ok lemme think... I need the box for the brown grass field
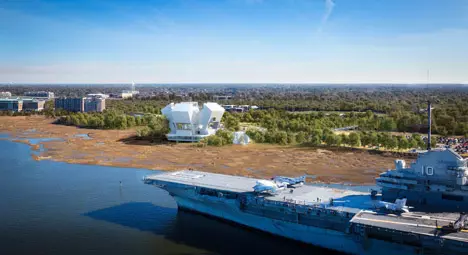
[0,116,412,184]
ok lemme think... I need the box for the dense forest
[2,85,467,149]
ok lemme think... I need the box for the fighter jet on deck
[373,198,410,213]
[272,175,306,187]
[253,180,287,194]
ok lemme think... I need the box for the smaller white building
[121,81,139,98]
[162,102,225,142]
[0,92,12,98]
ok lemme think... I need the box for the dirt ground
[0,116,408,184]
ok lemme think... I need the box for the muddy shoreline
[0,116,409,184]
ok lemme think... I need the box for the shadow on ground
[117,136,173,146]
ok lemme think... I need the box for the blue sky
[1,0,467,83]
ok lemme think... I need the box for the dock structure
[145,170,468,254]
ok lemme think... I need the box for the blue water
[0,138,339,255]
[74,134,92,140]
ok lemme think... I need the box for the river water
[0,138,340,255]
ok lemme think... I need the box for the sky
[1,0,467,84]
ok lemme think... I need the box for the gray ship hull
[167,185,418,255]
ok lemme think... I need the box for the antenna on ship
[427,100,432,151]
[426,70,433,151]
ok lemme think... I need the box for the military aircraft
[373,198,410,213]
[272,175,306,187]
[253,180,287,194]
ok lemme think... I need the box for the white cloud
[318,0,335,32]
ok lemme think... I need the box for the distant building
[121,81,139,99]
[86,93,109,99]
[222,104,258,113]
[213,95,232,100]
[22,99,45,112]
[24,91,54,99]
[162,102,225,142]
[0,98,23,112]
[55,97,105,112]
[55,97,85,112]
[84,97,106,112]
[0,92,12,98]
[121,91,135,99]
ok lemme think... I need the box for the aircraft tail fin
[395,198,407,209]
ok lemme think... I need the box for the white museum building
[161,102,225,142]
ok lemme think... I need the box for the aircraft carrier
[144,170,468,255]
[144,102,468,254]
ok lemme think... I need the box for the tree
[409,138,419,149]
[71,115,80,126]
[126,116,136,128]
[340,133,349,146]
[135,116,143,126]
[136,126,151,137]
[386,136,398,150]
[216,129,234,145]
[147,115,169,142]
[243,112,254,122]
[246,129,265,143]
[325,134,341,146]
[287,132,296,144]
[115,115,127,129]
[204,135,223,146]
[380,118,397,131]
[379,133,392,148]
[412,133,425,148]
[348,132,361,147]
[430,136,437,148]
[398,137,409,150]
[310,134,322,146]
[224,114,240,131]
[296,131,307,144]
[369,132,378,146]
[276,131,288,145]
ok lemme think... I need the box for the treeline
[56,111,165,130]
[246,128,436,150]
[225,108,468,136]
[56,110,170,142]
[0,110,39,116]
[216,88,468,113]
[106,100,167,114]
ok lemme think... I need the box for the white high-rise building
[162,102,225,142]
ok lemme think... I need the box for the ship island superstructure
[144,170,468,255]
[377,148,468,210]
